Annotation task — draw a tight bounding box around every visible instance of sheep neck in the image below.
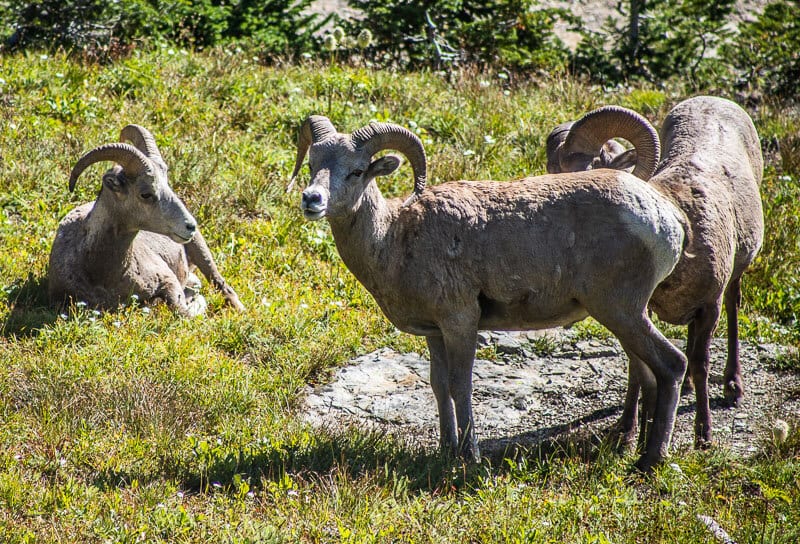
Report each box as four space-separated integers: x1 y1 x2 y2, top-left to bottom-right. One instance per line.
326 181 395 294
82 197 139 278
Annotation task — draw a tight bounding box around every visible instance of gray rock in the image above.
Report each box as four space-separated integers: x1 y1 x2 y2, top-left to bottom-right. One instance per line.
496 335 524 355
303 336 800 458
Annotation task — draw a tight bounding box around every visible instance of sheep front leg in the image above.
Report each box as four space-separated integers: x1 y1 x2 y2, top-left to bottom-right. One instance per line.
185 230 245 311
157 279 198 317
613 354 656 453
427 335 458 456
446 330 480 461
427 330 480 462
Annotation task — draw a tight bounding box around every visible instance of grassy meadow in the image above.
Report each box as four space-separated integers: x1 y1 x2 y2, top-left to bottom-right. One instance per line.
1 46 799 542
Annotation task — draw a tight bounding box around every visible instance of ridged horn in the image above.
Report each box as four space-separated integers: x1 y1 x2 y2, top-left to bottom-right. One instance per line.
288 115 338 191
546 121 575 174
350 122 427 207
120 124 165 167
564 105 660 180
69 143 153 192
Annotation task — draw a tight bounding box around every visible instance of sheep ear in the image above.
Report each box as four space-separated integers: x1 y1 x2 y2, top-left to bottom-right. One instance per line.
366 154 402 178
102 172 126 192
608 148 638 171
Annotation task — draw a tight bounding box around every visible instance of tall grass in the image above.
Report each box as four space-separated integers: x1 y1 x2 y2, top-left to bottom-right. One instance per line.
0 46 798 542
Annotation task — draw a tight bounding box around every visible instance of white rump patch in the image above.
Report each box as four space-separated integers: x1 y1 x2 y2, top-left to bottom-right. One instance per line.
617 177 685 281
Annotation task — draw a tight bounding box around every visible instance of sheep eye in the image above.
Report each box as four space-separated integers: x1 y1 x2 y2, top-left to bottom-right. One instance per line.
350 169 364 178
140 192 153 201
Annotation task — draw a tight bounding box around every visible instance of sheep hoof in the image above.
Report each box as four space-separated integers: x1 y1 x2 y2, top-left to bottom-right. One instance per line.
606 424 637 454
186 294 208 317
632 453 662 473
223 288 246 312
723 380 743 407
695 436 713 450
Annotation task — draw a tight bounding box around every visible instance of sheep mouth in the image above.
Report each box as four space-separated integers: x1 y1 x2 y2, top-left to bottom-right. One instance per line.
169 232 196 244
303 209 326 221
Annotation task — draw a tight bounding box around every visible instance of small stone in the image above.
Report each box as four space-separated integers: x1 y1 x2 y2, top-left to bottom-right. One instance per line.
513 397 528 410
496 335 524 355
556 350 581 359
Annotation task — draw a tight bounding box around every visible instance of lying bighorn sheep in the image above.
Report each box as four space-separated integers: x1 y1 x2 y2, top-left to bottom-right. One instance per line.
292 115 690 471
48 125 245 316
547 97 764 448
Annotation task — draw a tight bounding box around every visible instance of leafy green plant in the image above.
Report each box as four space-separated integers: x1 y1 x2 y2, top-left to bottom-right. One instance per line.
573 0 735 87
0 0 330 58
345 0 571 72
721 0 800 101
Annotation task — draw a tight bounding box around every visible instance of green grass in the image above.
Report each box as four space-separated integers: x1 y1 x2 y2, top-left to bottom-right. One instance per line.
1 46 799 542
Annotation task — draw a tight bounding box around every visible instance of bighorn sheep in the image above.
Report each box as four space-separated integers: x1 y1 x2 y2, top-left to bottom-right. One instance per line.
546 105 660 180
547 97 764 448
48 125 245 317
292 115 690 471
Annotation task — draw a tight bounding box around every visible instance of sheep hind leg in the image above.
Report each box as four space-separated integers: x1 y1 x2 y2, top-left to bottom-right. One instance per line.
686 303 721 449
598 311 686 472
723 275 744 407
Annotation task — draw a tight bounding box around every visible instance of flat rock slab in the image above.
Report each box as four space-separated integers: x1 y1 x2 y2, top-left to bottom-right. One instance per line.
303 330 800 457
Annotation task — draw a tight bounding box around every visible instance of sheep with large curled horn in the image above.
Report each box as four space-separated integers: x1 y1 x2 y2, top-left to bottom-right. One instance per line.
292 114 691 472
547 97 764 451
49 125 245 316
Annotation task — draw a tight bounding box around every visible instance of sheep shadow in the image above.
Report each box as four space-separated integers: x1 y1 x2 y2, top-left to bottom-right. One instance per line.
171 426 491 496
177 407 661 498
479 404 625 465
480 389 751 468
1 273 58 337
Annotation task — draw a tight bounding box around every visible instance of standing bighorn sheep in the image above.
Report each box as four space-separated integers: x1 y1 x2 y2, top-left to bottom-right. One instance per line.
292 115 690 471
48 125 245 316
547 96 764 448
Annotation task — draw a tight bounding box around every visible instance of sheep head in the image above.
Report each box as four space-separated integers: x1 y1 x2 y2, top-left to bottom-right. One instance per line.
546 105 660 180
290 115 427 220
69 127 197 244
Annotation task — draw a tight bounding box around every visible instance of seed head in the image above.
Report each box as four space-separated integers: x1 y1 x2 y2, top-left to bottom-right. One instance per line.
357 29 373 48
323 34 338 52
771 419 790 443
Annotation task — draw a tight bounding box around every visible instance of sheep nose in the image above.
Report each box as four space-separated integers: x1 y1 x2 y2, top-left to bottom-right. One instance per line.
302 191 323 207
186 221 197 233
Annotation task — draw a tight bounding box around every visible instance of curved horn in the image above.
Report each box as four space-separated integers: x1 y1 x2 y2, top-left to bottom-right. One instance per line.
69 143 153 192
288 115 338 191
350 122 427 207
564 105 660 180
546 121 574 174
119 124 164 164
